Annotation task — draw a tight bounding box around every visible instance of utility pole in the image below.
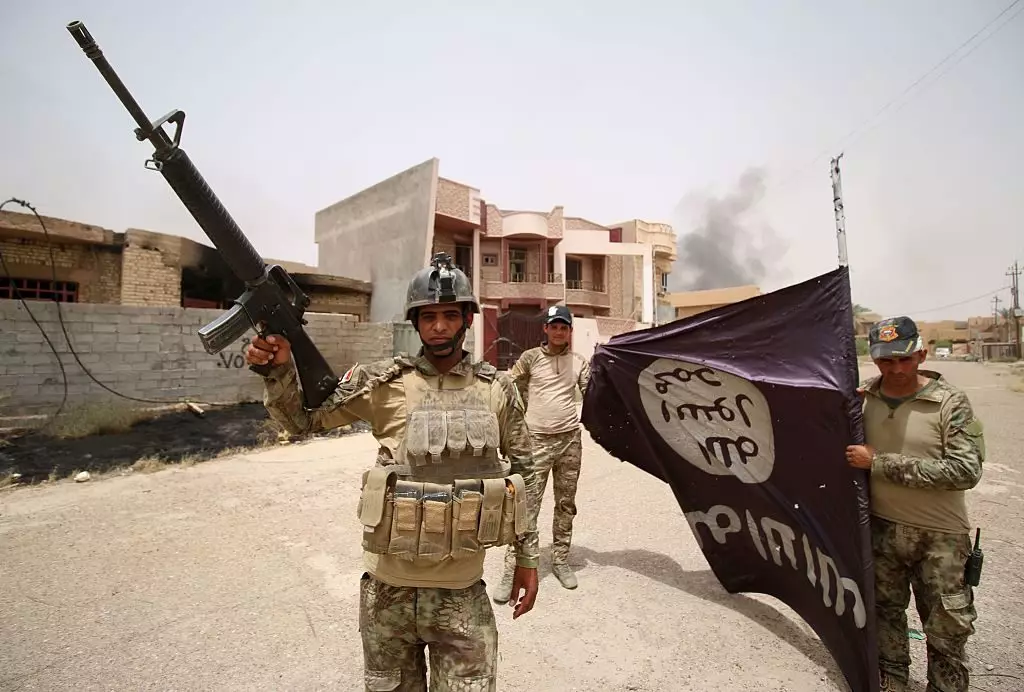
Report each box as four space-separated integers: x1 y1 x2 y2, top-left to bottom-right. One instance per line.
992 296 1002 342
830 154 848 267
1008 261 1022 358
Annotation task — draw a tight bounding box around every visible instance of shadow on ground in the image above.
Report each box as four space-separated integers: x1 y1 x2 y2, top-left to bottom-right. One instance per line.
0 403 368 483
557 545 850 691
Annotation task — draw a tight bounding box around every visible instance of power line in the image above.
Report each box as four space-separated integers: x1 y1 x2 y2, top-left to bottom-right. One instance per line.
834 0 1024 154
753 0 1024 209
1 197 232 433
891 285 1011 317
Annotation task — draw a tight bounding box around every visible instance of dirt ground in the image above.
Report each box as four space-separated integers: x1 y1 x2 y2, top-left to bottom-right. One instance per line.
0 360 1022 691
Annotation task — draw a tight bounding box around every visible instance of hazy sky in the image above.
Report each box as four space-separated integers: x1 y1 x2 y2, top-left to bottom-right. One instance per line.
2 1 1022 320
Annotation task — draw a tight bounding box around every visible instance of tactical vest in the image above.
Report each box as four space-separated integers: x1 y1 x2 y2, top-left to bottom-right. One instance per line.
356 367 527 575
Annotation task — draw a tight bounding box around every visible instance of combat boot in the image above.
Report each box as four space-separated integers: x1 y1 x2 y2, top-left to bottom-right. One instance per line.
552 562 578 590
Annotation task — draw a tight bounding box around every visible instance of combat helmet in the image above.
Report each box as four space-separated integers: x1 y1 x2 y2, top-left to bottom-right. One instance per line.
405 252 480 322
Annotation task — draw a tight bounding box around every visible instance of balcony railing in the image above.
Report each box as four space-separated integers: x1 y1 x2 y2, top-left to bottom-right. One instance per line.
566 284 611 308
508 272 563 283
483 279 565 301
566 279 605 292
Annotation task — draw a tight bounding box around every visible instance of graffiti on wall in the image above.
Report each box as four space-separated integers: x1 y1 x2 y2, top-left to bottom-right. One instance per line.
215 338 252 369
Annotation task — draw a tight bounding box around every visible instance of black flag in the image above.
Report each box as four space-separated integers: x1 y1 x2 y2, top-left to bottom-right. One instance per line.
581 266 878 692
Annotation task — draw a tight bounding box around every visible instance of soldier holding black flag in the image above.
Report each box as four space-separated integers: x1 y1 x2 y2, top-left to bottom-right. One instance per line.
846 316 985 692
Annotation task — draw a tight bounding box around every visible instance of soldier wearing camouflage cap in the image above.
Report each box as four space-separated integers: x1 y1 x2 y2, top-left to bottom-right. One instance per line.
245 252 541 691
492 304 591 602
846 316 985 692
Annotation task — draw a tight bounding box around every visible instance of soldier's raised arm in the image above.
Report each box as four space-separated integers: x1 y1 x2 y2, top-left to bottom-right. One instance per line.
247 333 388 436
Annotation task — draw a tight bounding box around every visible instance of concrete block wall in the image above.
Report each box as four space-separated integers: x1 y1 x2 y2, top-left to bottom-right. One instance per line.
119 245 181 307
0 299 395 415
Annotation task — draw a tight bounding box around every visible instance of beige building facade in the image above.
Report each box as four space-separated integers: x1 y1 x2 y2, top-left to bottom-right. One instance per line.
314 157 677 359
666 285 762 320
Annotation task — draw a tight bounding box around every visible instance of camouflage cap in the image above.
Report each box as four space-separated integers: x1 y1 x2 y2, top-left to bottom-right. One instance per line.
868 316 924 359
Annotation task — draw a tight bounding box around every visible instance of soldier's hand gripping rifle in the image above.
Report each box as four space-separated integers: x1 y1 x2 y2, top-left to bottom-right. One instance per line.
66 21 339 409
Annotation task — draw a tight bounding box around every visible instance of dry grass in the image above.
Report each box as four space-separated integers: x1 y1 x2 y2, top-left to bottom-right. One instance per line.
44 402 154 440
131 456 168 474
128 448 236 476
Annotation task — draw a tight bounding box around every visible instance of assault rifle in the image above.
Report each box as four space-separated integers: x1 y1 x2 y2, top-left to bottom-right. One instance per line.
66 21 339 409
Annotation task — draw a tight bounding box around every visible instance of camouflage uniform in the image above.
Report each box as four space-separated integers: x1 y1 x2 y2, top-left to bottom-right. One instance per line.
522 429 583 565
861 370 985 692
494 340 590 596
261 255 540 692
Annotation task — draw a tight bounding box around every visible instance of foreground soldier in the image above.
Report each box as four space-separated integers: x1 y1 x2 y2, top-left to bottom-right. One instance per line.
846 316 984 692
245 253 540 691
493 305 590 601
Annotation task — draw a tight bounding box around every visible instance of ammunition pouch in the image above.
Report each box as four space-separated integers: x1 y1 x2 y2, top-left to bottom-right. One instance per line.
356 466 528 563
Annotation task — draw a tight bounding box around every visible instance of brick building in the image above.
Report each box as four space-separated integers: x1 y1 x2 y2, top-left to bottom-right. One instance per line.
0 210 371 319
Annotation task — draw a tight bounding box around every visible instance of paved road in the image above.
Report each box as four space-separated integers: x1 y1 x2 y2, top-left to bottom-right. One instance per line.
1 361 1021 691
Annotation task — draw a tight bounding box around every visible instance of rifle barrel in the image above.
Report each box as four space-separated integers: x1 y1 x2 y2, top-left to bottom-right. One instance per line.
66 21 168 149
66 20 268 285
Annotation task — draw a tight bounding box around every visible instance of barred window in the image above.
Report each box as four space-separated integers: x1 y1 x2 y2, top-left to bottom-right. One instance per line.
0 277 79 302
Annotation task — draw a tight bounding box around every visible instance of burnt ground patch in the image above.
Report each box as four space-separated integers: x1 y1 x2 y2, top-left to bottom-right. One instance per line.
0 403 369 483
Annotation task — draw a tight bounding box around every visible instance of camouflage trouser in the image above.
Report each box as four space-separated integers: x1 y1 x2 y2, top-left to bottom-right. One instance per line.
872 517 977 692
359 573 498 691
504 428 583 569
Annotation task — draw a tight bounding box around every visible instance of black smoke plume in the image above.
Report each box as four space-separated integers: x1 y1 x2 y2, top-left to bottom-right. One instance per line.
670 167 787 292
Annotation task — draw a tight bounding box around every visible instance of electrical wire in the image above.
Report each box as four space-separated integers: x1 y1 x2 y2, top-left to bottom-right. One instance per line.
750 0 1024 211
890 285 1012 317
1 197 237 431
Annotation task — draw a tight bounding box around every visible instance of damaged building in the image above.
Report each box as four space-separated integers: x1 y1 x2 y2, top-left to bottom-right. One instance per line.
0 210 371 320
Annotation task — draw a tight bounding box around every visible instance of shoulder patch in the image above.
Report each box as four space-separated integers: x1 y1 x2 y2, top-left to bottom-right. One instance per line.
341 364 357 384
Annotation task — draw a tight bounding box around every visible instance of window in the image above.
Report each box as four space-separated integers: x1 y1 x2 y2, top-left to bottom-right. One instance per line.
482 254 497 266
609 227 622 243
509 248 527 281
566 258 583 289
0 277 79 302
454 244 472 274
660 272 669 294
